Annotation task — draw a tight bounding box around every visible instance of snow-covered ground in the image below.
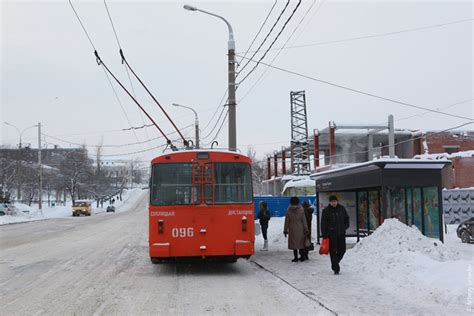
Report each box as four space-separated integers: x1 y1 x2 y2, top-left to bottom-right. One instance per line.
253 217 474 315
0 188 147 225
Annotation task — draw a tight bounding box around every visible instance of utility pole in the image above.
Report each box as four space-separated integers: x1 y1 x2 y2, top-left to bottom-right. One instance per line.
388 114 395 158
38 122 43 210
183 5 236 151
228 46 236 151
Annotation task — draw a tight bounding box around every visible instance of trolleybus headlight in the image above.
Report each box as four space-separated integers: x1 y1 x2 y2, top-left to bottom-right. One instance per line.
158 220 164 234
241 216 247 232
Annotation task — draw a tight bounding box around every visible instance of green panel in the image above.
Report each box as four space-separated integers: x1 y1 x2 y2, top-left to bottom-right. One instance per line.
368 190 380 230
423 187 440 239
407 189 413 226
357 191 368 231
413 188 423 232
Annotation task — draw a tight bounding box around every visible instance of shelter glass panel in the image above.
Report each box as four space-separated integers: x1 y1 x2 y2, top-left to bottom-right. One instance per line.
413 188 423 232
407 188 413 225
423 186 440 239
387 187 406 223
357 191 368 231
368 190 380 230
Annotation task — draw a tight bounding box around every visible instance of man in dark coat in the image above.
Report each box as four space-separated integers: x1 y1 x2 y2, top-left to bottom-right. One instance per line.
321 195 350 274
257 201 271 251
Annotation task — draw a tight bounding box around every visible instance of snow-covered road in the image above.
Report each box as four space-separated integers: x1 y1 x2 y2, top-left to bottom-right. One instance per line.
0 195 330 315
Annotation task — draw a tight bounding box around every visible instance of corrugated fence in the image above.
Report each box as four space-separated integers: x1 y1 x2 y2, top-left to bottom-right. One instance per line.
253 196 317 218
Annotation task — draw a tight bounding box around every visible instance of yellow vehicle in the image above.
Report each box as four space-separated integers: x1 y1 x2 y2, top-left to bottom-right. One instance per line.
72 200 92 217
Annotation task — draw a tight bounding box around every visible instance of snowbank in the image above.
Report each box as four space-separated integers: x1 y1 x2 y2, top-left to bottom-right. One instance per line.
345 219 472 308
0 189 147 225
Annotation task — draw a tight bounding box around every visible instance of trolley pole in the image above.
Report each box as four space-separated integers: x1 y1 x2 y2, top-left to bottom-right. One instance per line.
38 122 43 211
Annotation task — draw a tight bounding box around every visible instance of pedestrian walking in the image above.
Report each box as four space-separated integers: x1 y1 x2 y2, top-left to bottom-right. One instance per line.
302 200 314 252
284 197 309 262
257 201 271 251
321 195 350 274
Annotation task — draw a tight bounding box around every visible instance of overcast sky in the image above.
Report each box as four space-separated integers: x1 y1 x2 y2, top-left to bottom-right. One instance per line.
1 0 473 163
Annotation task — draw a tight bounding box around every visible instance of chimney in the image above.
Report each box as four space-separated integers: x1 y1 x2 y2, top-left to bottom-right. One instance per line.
329 121 336 164
313 129 319 170
273 152 278 178
281 147 286 175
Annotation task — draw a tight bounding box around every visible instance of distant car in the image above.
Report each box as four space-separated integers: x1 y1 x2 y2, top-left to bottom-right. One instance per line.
106 205 115 213
457 217 474 243
0 203 17 216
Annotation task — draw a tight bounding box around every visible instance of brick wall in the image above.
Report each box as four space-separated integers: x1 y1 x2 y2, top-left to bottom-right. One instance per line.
423 132 474 154
451 157 474 188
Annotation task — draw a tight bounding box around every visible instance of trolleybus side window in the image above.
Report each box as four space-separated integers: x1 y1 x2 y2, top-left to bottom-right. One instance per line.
205 163 252 204
150 163 201 205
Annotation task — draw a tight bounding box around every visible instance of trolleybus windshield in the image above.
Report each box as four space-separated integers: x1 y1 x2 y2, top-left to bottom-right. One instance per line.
206 163 252 204
150 163 201 206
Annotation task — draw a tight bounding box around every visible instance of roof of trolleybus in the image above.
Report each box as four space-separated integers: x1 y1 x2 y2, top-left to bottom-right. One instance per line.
151 149 252 164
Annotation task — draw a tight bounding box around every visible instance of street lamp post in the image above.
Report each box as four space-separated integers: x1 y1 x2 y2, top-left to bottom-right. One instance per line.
172 103 200 149
183 4 237 151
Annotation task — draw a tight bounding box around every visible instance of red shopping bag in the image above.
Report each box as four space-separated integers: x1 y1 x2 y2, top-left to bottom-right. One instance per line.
319 238 330 255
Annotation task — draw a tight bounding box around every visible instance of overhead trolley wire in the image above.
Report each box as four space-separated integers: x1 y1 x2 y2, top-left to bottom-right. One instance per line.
237 0 291 76
103 0 189 147
239 0 320 102
237 0 302 86
43 124 193 148
236 55 474 122
68 0 178 150
237 0 278 66
103 0 153 149
256 17 474 53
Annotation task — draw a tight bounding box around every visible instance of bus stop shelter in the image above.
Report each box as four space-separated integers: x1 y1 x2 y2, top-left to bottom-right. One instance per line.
311 159 452 242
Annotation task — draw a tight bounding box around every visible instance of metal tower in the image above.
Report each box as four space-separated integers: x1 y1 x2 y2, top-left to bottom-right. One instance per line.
290 91 311 175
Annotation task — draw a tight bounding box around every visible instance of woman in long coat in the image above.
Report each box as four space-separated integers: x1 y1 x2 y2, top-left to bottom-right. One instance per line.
284 196 309 262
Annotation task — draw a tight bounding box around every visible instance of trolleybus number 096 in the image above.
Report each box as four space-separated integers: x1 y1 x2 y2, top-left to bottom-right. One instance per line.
171 227 194 238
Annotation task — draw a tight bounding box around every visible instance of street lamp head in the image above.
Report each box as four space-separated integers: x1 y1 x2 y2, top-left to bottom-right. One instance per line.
183 4 197 11
172 103 181 107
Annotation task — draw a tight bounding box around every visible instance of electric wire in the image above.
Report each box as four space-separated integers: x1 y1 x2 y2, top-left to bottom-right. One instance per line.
42 124 193 148
237 0 278 66
237 0 302 86
101 66 146 151
103 0 152 149
237 0 291 76
119 50 189 147
200 104 228 141
253 17 474 53
237 55 474 121
239 0 320 102
201 1 278 138
68 0 177 149
207 109 229 146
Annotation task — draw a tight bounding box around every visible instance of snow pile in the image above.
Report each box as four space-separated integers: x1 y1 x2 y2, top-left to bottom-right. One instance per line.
350 219 453 261
345 219 472 307
414 150 474 160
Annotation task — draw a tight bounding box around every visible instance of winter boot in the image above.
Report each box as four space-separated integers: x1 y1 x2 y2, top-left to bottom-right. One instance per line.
261 240 268 251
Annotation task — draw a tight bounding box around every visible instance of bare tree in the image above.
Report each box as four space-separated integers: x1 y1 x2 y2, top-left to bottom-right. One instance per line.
247 146 265 195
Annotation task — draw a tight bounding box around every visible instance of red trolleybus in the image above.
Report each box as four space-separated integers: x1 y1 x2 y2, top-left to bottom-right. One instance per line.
149 150 254 263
